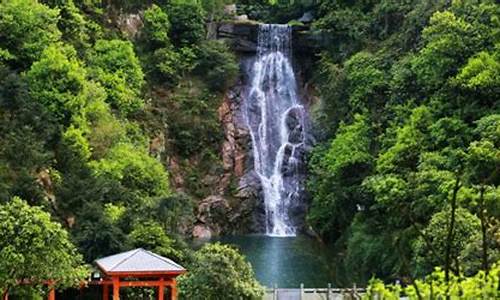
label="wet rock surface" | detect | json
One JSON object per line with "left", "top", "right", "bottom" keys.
{"left": 192, "top": 81, "right": 264, "bottom": 238}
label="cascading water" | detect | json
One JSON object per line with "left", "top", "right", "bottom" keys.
{"left": 244, "top": 24, "right": 308, "bottom": 237}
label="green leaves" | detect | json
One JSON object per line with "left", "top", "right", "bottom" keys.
{"left": 0, "top": 0, "right": 61, "bottom": 68}
{"left": 86, "top": 39, "right": 144, "bottom": 115}
{"left": 90, "top": 143, "right": 170, "bottom": 197}
{"left": 0, "top": 197, "right": 87, "bottom": 291}
{"left": 178, "top": 243, "right": 264, "bottom": 300}
{"left": 26, "top": 45, "right": 88, "bottom": 125}
{"left": 143, "top": 4, "right": 171, "bottom": 49}
{"left": 307, "top": 114, "right": 373, "bottom": 239}
{"left": 412, "top": 11, "right": 482, "bottom": 91}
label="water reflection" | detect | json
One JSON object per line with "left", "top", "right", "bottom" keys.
{"left": 207, "top": 235, "right": 338, "bottom": 288}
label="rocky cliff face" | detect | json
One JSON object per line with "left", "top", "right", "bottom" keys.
{"left": 145, "top": 20, "right": 319, "bottom": 239}
{"left": 191, "top": 22, "right": 321, "bottom": 239}
{"left": 192, "top": 81, "right": 265, "bottom": 239}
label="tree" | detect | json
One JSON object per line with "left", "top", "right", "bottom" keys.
{"left": 465, "top": 115, "right": 500, "bottom": 274}
{"left": 456, "top": 46, "right": 500, "bottom": 93}
{"left": 344, "top": 51, "right": 388, "bottom": 112}
{"left": 72, "top": 202, "right": 128, "bottom": 262}
{"left": 90, "top": 143, "right": 170, "bottom": 197}
{"left": 195, "top": 40, "right": 239, "bottom": 92}
{"left": 0, "top": 197, "right": 87, "bottom": 295}
{"left": 26, "top": 44, "right": 90, "bottom": 126}
{"left": 142, "top": 4, "right": 171, "bottom": 49}
{"left": 413, "top": 207, "right": 481, "bottom": 276}
{"left": 178, "top": 243, "right": 264, "bottom": 300}
{"left": 376, "top": 106, "right": 432, "bottom": 174}
{"left": 87, "top": 39, "right": 144, "bottom": 115}
{"left": 307, "top": 114, "right": 373, "bottom": 240}
{"left": 26, "top": 44, "right": 100, "bottom": 128}
{"left": 43, "top": 0, "right": 102, "bottom": 52}
{"left": 168, "top": 0, "right": 206, "bottom": 47}
{"left": 411, "top": 11, "right": 482, "bottom": 91}
{"left": 0, "top": 0, "right": 61, "bottom": 68}
{"left": 128, "top": 221, "right": 183, "bottom": 261}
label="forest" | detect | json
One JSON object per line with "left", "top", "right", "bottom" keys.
{"left": 0, "top": 0, "right": 498, "bottom": 299}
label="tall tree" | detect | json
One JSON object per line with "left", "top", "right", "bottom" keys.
{"left": 0, "top": 197, "right": 87, "bottom": 295}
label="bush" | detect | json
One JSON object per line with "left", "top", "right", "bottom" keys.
{"left": 0, "top": 0, "right": 61, "bottom": 68}
{"left": 90, "top": 143, "right": 170, "bottom": 197}
{"left": 195, "top": 40, "right": 239, "bottom": 92}
{"left": 143, "top": 4, "right": 171, "bottom": 49}
{"left": 178, "top": 243, "right": 264, "bottom": 300}
{"left": 364, "top": 263, "right": 500, "bottom": 299}
{"left": 87, "top": 39, "right": 144, "bottom": 115}
{"left": 0, "top": 197, "right": 88, "bottom": 291}
{"left": 168, "top": 0, "right": 206, "bottom": 47}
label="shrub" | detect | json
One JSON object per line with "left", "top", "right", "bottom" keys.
{"left": 178, "top": 243, "right": 264, "bottom": 300}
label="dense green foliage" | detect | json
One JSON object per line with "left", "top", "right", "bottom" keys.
{"left": 0, "top": 0, "right": 245, "bottom": 297}
{"left": 304, "top": 0, "right": 500, "bottom": 288}
{"left": 1, "top": 0, "right": 498, "bottom": 296}
{"left": 364, "top": 264, "right": 500, "bottom": 299}
{"left": 0, "top": 197, "right": 87, "bottom": 295}
{"left": 0, "top": 0, "right": 61, "bottom": 68}
{"left": 178, "top": 243, "right": 264, "bottom": 299}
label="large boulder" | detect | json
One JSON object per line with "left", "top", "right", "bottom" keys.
{"left": 232, "top": 171, "right": 266, "bottom": 233}
{"left": 194, "top": 195, "right": 230, "bottom": 237}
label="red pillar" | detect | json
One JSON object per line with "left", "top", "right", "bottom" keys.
{"left": 48, "top": 288, "right": 55, "bottom": 300}
{"left": 171, "top": 279, "right": 177, "bottom": 300}
{"left": 79, "top": 282, "right": 85, "bottom": 298}
{"left": 158, "top": 278, "right": 164, "bottom": 300}
{"left": 112, "top": 277, "right": 120, "bottom": 300}
{"left": 103, "top": 284, "right": 109, "bottom": 300}
{"left": 2, "top": 290, "right": 8, "bottom": 300}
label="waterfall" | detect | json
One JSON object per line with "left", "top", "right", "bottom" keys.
{"left": 244, "top": 24, "right": 308, "bottom": 237}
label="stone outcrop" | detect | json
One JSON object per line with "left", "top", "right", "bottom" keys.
{"left": 217, "top": 85, "right": 250, "bottom": 192}
{"left": 194, "top": 195, "right": 230, "bottom": 237}
{"left": 191, "top": 81, "right": 265, "bottom": 238}
{"left": 149, "top": 132, "right": 166, "bottom": 160}
{"left": 216, "top": 22, "right": 260, "bottom": 52}
{"left": 192, "top": 224, "right": 212, "bottom": 239}
{"left": 117, "top": 13, "right": 143, "bottom": 38}
{"left": 213, "top": 22, "right": 327, "bottom": 53}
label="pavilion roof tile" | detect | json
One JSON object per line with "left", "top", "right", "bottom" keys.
{"left": 95, "top": 248, "right": 185, "bottom": 274}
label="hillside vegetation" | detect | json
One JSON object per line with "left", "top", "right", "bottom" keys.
{"left": 300, "top": 0, "right": 500, "bottom": 287}
{"left": 0, "top": 0, "right": 498, "bottom": 298}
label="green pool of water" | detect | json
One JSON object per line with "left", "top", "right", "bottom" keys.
{"left": 203, "top": 235, "right": 339, "bottom": 288}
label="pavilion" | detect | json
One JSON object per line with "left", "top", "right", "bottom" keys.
{"left": 90, "top": 248, "right": 186, "bottom": 300}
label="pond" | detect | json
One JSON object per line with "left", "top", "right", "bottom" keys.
{"left": 201, "top": 235, "right": 341, "bottom": 288}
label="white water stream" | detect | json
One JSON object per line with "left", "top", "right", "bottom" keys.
{"left": 244, "top": 24, "right": 307, "bottom": 236}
